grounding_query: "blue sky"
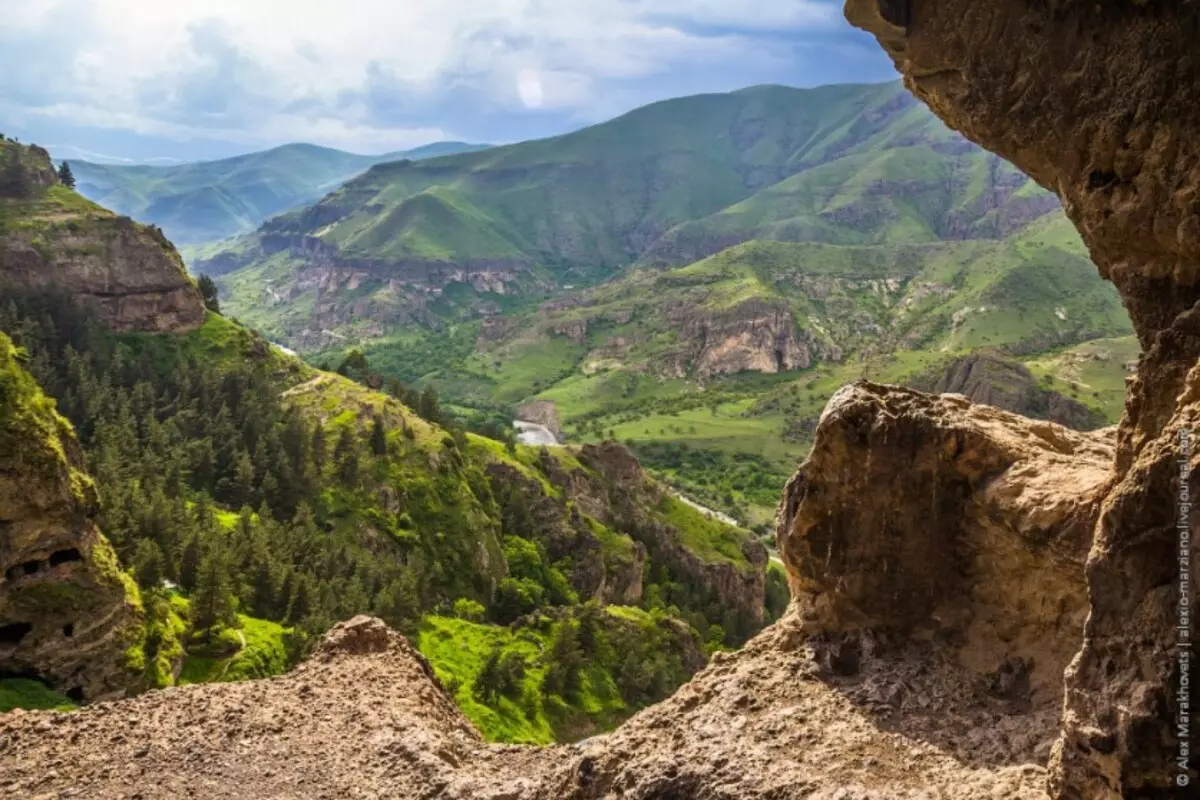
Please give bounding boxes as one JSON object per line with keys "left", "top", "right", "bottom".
{"left": 0, "top": 0, "right": 896, "bottom": 164}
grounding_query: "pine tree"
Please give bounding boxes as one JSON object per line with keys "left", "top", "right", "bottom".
{"left": 178, "top": 535, "right": 202, "bottom": 594}
{"left": 132, "top": 538, "right": 166, "bottom": 591}
{"left": 196, "top": 275, "right": 220, "bottom": 313}
{"left": 191, "top": 542, "right": 237, "bottom": 639}
{"left": 418, "top": 385, "right": 441, "bottom": 424}
{"left": 334, "top": 427, "right": 359, "bottom": 486}
{"left": 57, "top": 161, "right": 76, "bottom": 189}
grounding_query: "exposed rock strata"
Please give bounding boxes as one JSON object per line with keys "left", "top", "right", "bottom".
{"left": 844, "top": 0, "right": 1200, "bottom": 795}
{"left": 0, "top": 142, "right": 204, "bottom": 334}
{"left": 779, "top": 381, "right": 1111, "bottom": 711}
{"left": 665, "top": 297, "right": 813, "bottom": 379}
{"left": 0, "top": 333, "right": 140, "bottom": 702}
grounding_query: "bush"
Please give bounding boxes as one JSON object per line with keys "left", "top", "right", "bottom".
{"left": 452, "top": 597, "right": 486, "bottom": 622}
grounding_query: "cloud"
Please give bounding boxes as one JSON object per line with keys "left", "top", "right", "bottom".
{"left": 0, "top": 0, "right": 895, "bottom": 159}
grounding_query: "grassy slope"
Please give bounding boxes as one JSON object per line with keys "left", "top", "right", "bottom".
{"left": 218, "top": 82, "right": 1033, "bottom": 283}
{"left": 417, "top": 611, "right": 659, "bottom": 744}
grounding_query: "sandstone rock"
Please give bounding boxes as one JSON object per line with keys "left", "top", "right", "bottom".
{"left": 0, "top": 142, "right": 204, "bottom": 334}
{"left": 779, "top": 380, "right": 1111, "bottom": 706}
{"left": 844, "top": 1, "right": 1200, "bottom": 794}
{"left": 667, "top": 297, "right": 813, "bottom": 379}
{"left": 0, "top": 333, "right": 141, "bottom": 702}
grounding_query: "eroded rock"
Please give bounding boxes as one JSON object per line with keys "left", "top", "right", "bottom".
{"left": 0, "top": 333, "right": 141, "bottom": 702}
{"left": 779, "top": 380, "right": 1111, "bottom": 709}
{"left": 0, "top": 141, "right": 204, "bottom": 334}
{"left": 844, "top": 1, "right": 1200, "bottom": 795}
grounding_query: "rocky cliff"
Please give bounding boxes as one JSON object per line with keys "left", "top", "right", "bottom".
{"left": 666, "top": 297, "right": 813, "bottom": 380}
{"left": 0, "top": 332, "right": 141, "bottom": 703}
{"left": 844, "top": 1, "right": 1200, "bottom": 795}
{"left": 912, "top": 350, "right": 1108, "bottom": 430}
{"left": 0, "top": 141, "right": 204, "bottom": 334}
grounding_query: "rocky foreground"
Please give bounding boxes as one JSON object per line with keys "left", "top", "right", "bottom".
{"left": 1, "top": 382, "right": 1117, "bottom": 799}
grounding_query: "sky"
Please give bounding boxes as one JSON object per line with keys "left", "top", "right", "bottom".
{"left": 0, "top": 0, "right": 897, "bottom": 164}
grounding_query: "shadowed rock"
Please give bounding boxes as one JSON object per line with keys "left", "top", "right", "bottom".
{"left": 844, "top": 1, "right": 1200, "bottom": 795}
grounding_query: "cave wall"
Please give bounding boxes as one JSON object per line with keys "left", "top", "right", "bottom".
{"left": 843, "top": 1, "right": 1200, "bottom": 795}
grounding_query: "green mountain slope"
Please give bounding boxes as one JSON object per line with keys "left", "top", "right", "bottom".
{"left": 208, "top": 82, "right": 1134, "bottom": 526}
{"left": 1, "top": 149, "right": 780, "bottom": 738}
{"left": 69, "top": 141, "right": 490, "bottom": 245}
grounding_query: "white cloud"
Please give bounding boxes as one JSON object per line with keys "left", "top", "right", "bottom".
{"left": 0, "top": 0, "right": 848, "bottom": 154}
{"left": 516, "top": 70, "right": 545, "bottom": 109}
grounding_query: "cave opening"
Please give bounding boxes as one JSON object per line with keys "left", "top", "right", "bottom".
{"left": 5, "top": 560, "right": 42, "bottom": 581}
{"left": 774, "top": 348, "right": 786, "bottom": 371}
{"left": 65, "top": 686, "right": 85, "bottom": 703}
{"left": 62, "top": 623, "right": 74, "bottom": 637}
{"left": 0, "top": 621, "right": 33, "bottom": 645}
{"left": 49, "top": 548, "right": 83, "bottom": 567}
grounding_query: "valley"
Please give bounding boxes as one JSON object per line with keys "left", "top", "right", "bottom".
{"left": 0, "top": 137, "right": 785, "bottom": 742}
{"left": 199, "top": 81, "right": 1135, "bottom": 527}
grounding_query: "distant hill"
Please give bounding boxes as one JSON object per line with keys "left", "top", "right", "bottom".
{"left": 205, "top": 82, "right": 1133, "bottom": 526}
{"left": 201, "top": 82, "right": 1056, "bottom": 288}
{"left": 68, "top": 141, "right": 491, "bottom": 244}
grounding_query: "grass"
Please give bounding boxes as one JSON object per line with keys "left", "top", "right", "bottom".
{"left": 0, "top": 678, "right": 77, "bottom": 713}
{"left": 415, "top": 615, "right": 562, "bottom": 744}
{"left": 178, "top": 614, "right": 292, "bottom": 685}
{"left": 653, "top": 494, "right": 752, "bottom": 569}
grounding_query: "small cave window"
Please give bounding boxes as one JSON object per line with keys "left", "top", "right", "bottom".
{"left": 49, "top": 549, "right": 83, "bottom": 567}
{"left": 65, "top": 686, "right": 85, "bottom": 703}
{"left": 0, "top": 621, "right": 33, "bottom": 645}
{"left": 62, "top": 623, "right": 75, "bottom": 638}
{"left": 5, "top": 560, "right": 43, "bottom": 581}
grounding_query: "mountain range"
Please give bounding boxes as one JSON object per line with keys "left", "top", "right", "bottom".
{"left": 67, "top": 141, "right": 490, "bottom": 246}
{"left": 183, "top": 81, "right": 1133, "bottom": 526}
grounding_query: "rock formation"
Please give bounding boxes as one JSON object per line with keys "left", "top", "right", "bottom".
{"left": 0, "top": 141, "right": 204, "bottom": 334}
{"left": 3, "top": 3, "right": 1199, "bottom": 798}
{"left": 0, "top": 333, "right": 141, "bottom": 702}
{"left": 913, "top": 350, "right": 1107, "bottom": 430}
{"left": 779, "top": 381, "right": 1111, "bottom": 714}
{"left": 667, "top": 297, "right": 813, "bottom": 379}
{"left": 843, "top": 1, "right": 1200, "bottom": 796}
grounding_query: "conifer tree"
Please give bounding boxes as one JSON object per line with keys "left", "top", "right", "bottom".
{"left": 57, "top": 161, "right": 76, "bottom": 189}
{"left": 191, "top": 541, "right": 237, "bottom": 640}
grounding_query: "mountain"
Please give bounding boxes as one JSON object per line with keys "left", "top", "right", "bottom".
{"left": 2, "top": 137, "right": 782, "bottom": 740}
{"left": 206, "top": 82, "right": 1134, "bottom": 526}
{"left": 202, "top": 82, "right": 1056, "bottom": 290}
{"left": 67, "top": 141, "right": 491, "bottom": 245}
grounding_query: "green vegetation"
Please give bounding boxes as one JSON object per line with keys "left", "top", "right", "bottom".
{"left": 178, "top": 613, "right": 292, "bottom": 685}
{"left": 1, "top": 286, "right": 770, "bottom": 738}
{"left": 70, "top": 142, "right": 491, "bottom": 246}
{"left": 0, "top": 678, "right": 78, "bottom": 713}
{"left": 416, "top": 605, "right": 701, "bottom": 744}
{"left": 207, "top": 82, "right": 1132, "bottom": 524}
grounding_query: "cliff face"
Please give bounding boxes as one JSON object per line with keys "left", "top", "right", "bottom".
{"left": 667, "top": 298, "right": 813, "bottom": 379}
{"left": 914, "top": 351, "right": 1108, "bottom": 430}
{"left": 844, "top": 1, "right": 1200, "bottom": 796}
{"left": 779, "top": 382, "right": 1111, "bottom": 711}
{"left": 0, "top": 141, "right": 204, "bottom": 334}
{"left": 0, "top": 333, "right": 140, "bottom": 702}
